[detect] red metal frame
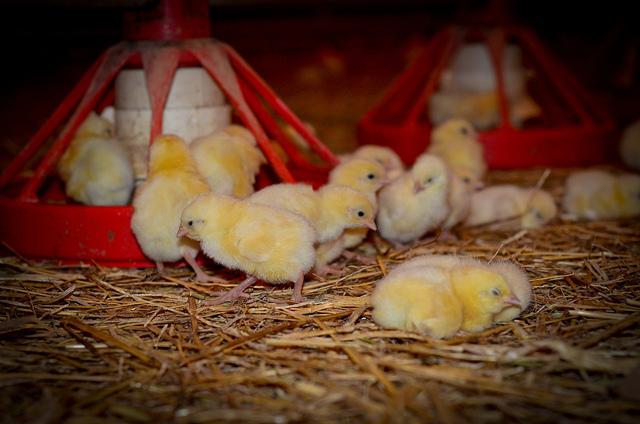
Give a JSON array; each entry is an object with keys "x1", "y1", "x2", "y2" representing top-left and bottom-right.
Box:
[
  {"x1": 357, "y1": 25, "x2": 616, "y2": 166},
  {"x1": 0, "y1": 0, "x2": 338, "y2": 267}
]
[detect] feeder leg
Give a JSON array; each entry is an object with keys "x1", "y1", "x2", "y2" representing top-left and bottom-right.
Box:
[
  {"x1": 204, "y1": 276, "x2": 257, "y2": 306},
  {"x1": 183, "y1": 251, "x2": 223, "y2": 283},
  {"x1": 291, "y1": 273, "x2": 306, "y2": 303}
]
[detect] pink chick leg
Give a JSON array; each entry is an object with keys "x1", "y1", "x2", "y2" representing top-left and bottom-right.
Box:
[
  {"x1": 183, "y1": 251, "x2": 224, "y2": 283},
  {"x1": 341, "y1": 250, "x2": 376, "y2": 265},
  {"x1": 314, "y1": 264, "x2": 343, "y2": 278},
  {"x1": 291, "y1": 273, "x2": 307, "y2": 302},
  {"x1": 156, "y1": 261, "x2": 166, "y2": 275},
  {"x1": 204, "y1": 276, "x2": 258, "y2": 306}
]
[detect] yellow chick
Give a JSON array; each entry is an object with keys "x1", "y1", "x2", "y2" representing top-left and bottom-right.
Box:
[
  {"x1": 429, "y1": 91, "x2": 541, "y2": 131},
  {"x1": 562, "y1": 170, "x2": 640, "y2": 220},
  {"x1": 130, "y1": 134, "x2": 214, "y2": 282},
  {"x1": 427, "y1": 118, "x2": 487, "y2": 184},
  {"x1": 341, "y1": 145, "x2": 405, "y2": 180},
  {"x1": 399, "y1": 254, "x2": 531, "y2": 322},
  {"x1": 377, "y1": 154, "x2": 450, "y2": 244},
  {"x1": 450, "y1": 265, "x2": 519, "y2": 332},
  {"x1": 329, "y1": 158, "x2": 388, "y2": 249},
  {"x1": 464, "y1": 184, "x2": 557, "y2": 229},
  {"x1": 248, "y1": 183, "x2": 377, "y2": 244},
  {"x1": 442, "y1": 172, "x2": 473, "y2": 230},
  {"x1": 619, "y1": 119, "x2": 640, "y2": 171},
  {"x1": 371, "y1": 266, "x2": 463, "y2": 338},
  {"x1": 190, "y1": 124, "x2": 266, "y2": 199},
  {"x1": 58, "y1": 112, "x2": 134, "y2": 206},
  {"x1": 487, "y1": 260, "x2": 531, "y2": 322},
  {"x1": 371, "y1": 260, "x2": 519, "y2": 338},
  {"x1": 178, "y1": 192, "x2": 316, "y2": 303}
]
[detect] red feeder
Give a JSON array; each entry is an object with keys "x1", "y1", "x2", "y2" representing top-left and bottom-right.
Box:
[
  {"x1": 357, "y1": 20, "x2": 616, "y2": 167},
  {"x1": 0, "y1": 0, "x2": 338, "y2": 267}
]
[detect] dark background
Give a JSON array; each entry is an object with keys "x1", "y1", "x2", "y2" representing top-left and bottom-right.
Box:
[{"x1": 0, "y1": 0, "x2": 637, "y2": 162}]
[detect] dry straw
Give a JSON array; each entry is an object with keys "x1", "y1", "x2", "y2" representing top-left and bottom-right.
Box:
[{"x1": 1, "y1": 169, "x2": 639, "y2": 423}]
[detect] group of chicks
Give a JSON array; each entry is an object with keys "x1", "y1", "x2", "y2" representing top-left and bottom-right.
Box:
[{"x1": 56, "y1": 112, "x2": 640, "y2": 338}]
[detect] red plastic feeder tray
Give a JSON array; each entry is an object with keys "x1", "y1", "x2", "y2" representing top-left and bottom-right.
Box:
[
  {"x1": 357, "y1": 24, "x2": 616, "y2": 167},
  {"x1": 0, "y1": 0, "x2": 338, "y2": 267}
]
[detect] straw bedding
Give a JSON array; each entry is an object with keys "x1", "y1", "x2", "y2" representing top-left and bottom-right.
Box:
[{"x1": 1, "y1": 168, "x2": 639, "y2": 423}]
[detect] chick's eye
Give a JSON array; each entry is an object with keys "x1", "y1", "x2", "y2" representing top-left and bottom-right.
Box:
[
  {"x1": 357, "y1": 210, "x2": 365, "y2": 217},
  {"x1": 463, "y1": 177, "x2": 471, "y2": 184},
  {"x1": 425, "y1": 177, "x2": 434, "y2": 184},
  {"x1": 490, "y1": 288, "x2": 501, "y2": 296},
  {"x1": 367, "y1": 173, "x2": 376, "y2": 180},
  {"x1": 188, "y1": 220, "x2": 193, "y2": 227},
  {"x1": 460, "y1": 127, "x2": 468, "y2": 135}
]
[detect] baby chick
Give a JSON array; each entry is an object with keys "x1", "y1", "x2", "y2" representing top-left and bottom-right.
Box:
[
  {"x1": 562, "y1": 170, "x2": 640, "y2": 220},
  {"x1": 329, "y1": 158, "x2": 388, "y2": 250},
  {"x1": 371, "y1": 266, "x2": 463, "y2": 338},
  {"x1": 377, "y1": 154, "x2": 449, "y2": 244},
  {"x1": 371, "y1": 259, "x2": 519, "y2": 338},
  {"x1": 464, "y1": 184, "x2": 557, "y2": 229},
  {"x1": 442, "y1": 172, "x2": 473, "y2": 230},
  {"x1": 130, "y1": 134, "x2": 214, "y2": 282},
  {"x1": 248, "y1": 183, "x2": 376, "y2": 244},
  {"x1": 620, "y1": 119, "x2": 640, "y2": 171},
  {"x1": 58, "y1": 111, "x2": 134, "y2": 206},
  {"x1": 342, "y1": 145, "x2": 405, "y2": 180},
  {"x1": 400, "y1": 254, "x2": 531, "y2": 322},
  {"x1": 178, "y1": 192, "x2": 316, "y2": 303},
  {"x1": 427, "y1": 118, "x2": 487, "y2": 185},
  {"x1": 450, "y1": 265, "x2": 520, "y2": 332},
  {"x1": 190, "y1": 124, "x2": 266, "y2": 199},
  {"x1": 249, "y1": 183, "x2": 376, "y2": 276},
  {"x1": 429, "y1": 91, "x2": 541, "y2": 131},
  {"x1": 329, "y1": 158, "x2": 388, "y2": 206}
]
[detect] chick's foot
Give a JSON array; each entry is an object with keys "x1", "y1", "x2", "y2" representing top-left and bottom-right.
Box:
[{"x1": 205, "y1": 276, "x2": 257, "y2": 305}]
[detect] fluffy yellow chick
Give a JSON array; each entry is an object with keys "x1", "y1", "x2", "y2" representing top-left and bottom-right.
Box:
[
  {"x1": 377, "y1": 154, "x2": 449, "y2": 244},
  {"x1": 399, "y1": 254, "x2": 531, "y2": 322},
  {"x1": 562, "y1": 170, "x2": 640, "y2": 220},
  {"x1": 619, "y1": 119, "x2": 640, "y2": 171},
  {"x1": 372, "y1": 266, "x2": 463, "y2": 338},
  {"x1": 130, "y1": 134, "x2": 213, "y2": 282},
  {"x1": 427, "y1": 118, "x2": 487, "y2": 184},
  {"x1": 442, "y1": 172, "x2": 473, "y2": 230},
  {"x1": 342, "y1": 145, "x2": 405, "y2": 180},
  {"x1": 58, "y1": 112, "x2": 134, "y2": 206},
  {"x1": 371, "y1": 260, "x2": 519, "y2": 338},
  {"x1": 449, "y1": 265, "x2": 519, "y2": 332},
  {"x1": 464, "y1": 184, "x2": 557, "y2": 229},
  {"x1": 329, "y1": 158, "x2": 388, "y2": 249},
  {"x1": 429, "y1": 91, "x2": 541, "y2": 131},
  {"x1": 248, "y1": 183, "x2": 376, "y2": 244},
  {"x1": 178, "y1": 192, "x2": 316, "y2": 303},
  {"x1": 190, "y1": 124, "x2": 266, "y2": 198}
]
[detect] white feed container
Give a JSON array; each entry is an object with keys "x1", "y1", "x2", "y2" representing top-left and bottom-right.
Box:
[
  {"x1": 439, "y1": 43, "x2": 528, "y2": 100},
  {"x1": 114, "y1": 67, "x2": 231, "y2": 180}
]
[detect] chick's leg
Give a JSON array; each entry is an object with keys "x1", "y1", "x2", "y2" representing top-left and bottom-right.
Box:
[
  {"x1": 205, "y1": 276, "x2": 257, "y2": 306},
  {"x1": 183, "y1": 251, "x2": 223, "y2": 283},
  {"x1": 291, "y1": 273, "x2": 306, "y2": 303},
  {"x1": 341, "y1": 250, "x2": 376, "y2": 265},
  {"x1": 156, "y1": 261, "x2": 165, "y2": 275}
]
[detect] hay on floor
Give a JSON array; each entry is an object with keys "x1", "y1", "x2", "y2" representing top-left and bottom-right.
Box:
[{"x1": 1, "y1": 169, "x2": 639, "y2": 423}]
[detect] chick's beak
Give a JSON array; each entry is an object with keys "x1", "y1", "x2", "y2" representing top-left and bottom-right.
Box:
[
  {"x1": 176, "y1": 226, "x2": 188, "y2": 238},
  {"x1": 365, "y1": 219, "x2": 377, "y2": 231},
  {"x1": 504, "y1": 295, "x2": 521, "y2": 307},
  {"x1": 413, "y1": 181, "x2": 424, "y2": 194}
]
